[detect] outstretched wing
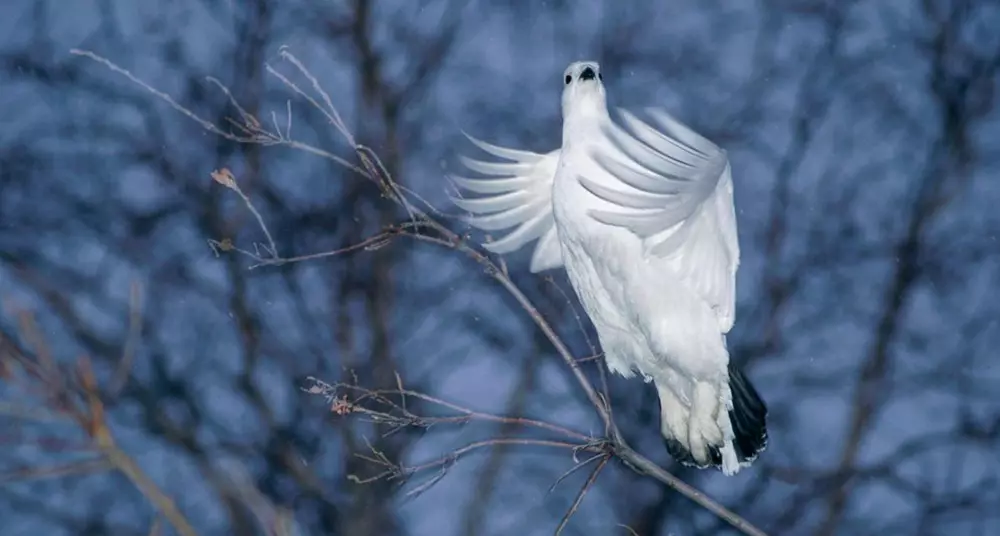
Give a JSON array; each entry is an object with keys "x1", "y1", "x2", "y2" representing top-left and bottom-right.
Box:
[
  {"x1": 449, "y1": 134, "x2": 563, "y2": 273},
  {"x1": 582, "y1": 108, "x2": 740, "y2": 331}
]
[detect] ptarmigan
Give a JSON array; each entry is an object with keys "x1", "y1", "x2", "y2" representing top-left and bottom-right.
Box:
[{"x1": 449, "y1": 61, "x2": 767, "y2": 475}]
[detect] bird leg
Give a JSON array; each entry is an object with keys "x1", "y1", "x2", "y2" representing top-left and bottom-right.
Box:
[{"x1": 688, "y1": 381, "x2": 724, "y2": 465}]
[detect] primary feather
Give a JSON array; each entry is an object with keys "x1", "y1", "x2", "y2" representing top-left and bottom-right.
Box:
[
  {"x1": 451, "y1": 61, "x2": 767, "y2": 475},
  {"x1": 448, "y1": 134, "x2": 564, "y2": 273}
]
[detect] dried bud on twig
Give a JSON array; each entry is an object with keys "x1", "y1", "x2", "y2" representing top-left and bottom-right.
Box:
[
  {"x1": 210, "y1": 168, "x2": 238, "y2": 190},
  {"x1": 331, "y1": 395, "x2": 353, "y2": 416}
]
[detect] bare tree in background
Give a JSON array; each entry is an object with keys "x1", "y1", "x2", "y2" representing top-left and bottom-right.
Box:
[{"x1": 2, "y1": 1, "x2": 999, "y2": 535}]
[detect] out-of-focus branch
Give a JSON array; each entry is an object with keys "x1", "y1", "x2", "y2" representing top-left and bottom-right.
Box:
[
  {"x1": 70, "y1": 48, "x2": 770, "y2": 536},
  {"x1": 817, "y1": 3, "x2": 1000, "y2": 534},
  {"x1": 0, "y1": 314, "x2": 198, "y2": 536},
  {"x1": 460, "y1": 343, "x2": 540, "y2": 536},
  {"x1": 0, "y1": 307, "x2": 308, "y2": 536},
  {"x1": 756, "y1": 2, "x2": 850, "y2": 366}
]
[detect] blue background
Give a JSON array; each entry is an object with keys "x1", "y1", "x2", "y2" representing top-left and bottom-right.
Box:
[{"x1": 1, "y1": 1, "x2": 998, "y2": 535}]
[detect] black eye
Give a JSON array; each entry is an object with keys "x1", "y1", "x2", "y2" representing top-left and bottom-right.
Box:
[
  {"x1": 598, "y1": 73, "x2": 603, "y2": 81},
  {"x1": 565, "y1": 74, "x2": 572, "y2": 85}
]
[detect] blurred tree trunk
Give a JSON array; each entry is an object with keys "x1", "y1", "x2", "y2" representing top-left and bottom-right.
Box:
[{"x1": 337, "y1": 1, "x2": 404, "y2": 534}]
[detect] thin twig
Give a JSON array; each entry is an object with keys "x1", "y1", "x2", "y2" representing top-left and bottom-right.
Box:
[
  {"x1": 109, "y1": 279, "x2": 143, "y2": 398},
  {"x1": 554, "y1": 455, "x2": 610, "y2": 535},
  {"x1": 70, "y1": 49, "x2": 254, "y2": 143},
  {"x1": 405, "y1": 438, "x2": 592, "y2": 476},
  {"x1": 0, "y1": 457, "x2": 112, "y2": 483},
  {"x1": 545, "y1": 276, "x2": 614, "y2": 422},
  {"x1": 305, "y1": 377, "x2": 591, "y2": 441},
  {"x1": 549, "y1": 452, "x2": 605, "y2": 494},
  {"x1": 210, "y1": 168, "x2": 278, "y2": 257},
  {"x1": 346, "y1": 436, "x2": 591, "y2": 496},
  {"x1": 275, "y1": 46, "x2": 355, "y2": 146},
  {"x1": 617, "y1": 524, "x2": 640, "y2": 536}
]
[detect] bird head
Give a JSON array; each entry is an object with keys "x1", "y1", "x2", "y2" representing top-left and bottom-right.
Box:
[{"x1": 561, "y1": 61, "x2": 607, "y2": 122}]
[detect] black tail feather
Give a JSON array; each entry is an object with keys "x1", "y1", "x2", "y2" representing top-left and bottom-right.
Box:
[
  {"x1": 727, "y1": 363, "x2": 768, "y2": 463},
  {"x1": 663, "y1": 364, "x2": 768, "y2": 469}
]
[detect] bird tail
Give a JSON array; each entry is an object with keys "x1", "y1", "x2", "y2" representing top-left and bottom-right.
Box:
[
  {"x1": 659, "y1": 364, "x2": 768, "y2": 473},
  {"x1": 726, "y1": 364, "x2": 768, "y2": 464}
]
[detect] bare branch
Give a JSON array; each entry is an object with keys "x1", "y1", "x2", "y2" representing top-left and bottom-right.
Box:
[
  {"x1": 108, "y1": 279, "x2": 143, "y2": 398},
  {"x1": 304, "y1": 376, "x2": 591, "y2": 441},
  {"x1": 555, "y1": 454, "x2": 610, "y2": 535}
]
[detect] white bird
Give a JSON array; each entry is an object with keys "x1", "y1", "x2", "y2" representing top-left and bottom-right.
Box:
[{"x1": 449, "y1": 61, "x2": 767, "y2": 475}]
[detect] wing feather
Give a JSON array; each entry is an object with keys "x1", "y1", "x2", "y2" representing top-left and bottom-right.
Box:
[
  {"x1": 448, "y1": 175, "x2": 536, "y2": 194},
  {"x1": 450, "y1": 189, "x2": 535, "y2": 213},
  {"x1": 449, "y1": 135, "x2": 563, "y2": 273},
  {"x1": 458, "y1": 156, "x2": 536, "y2": 177},
  {"x1": 530, "y1": 227, "x2": 564, "y2": 272},
  {"x1": 463, "y1": 132, "x2": 546, "y2": 163},
  {"x1": 587, "y1": 108, "x2": 740, "y2": 331},
  {"x1": 485, "y1": 211, "x2": 554, "y2": 255},
  {"x1": 591, "y1": 150, "x2": 687, "y2": 195},
  {"x1": 461, "y1": 199, "x2": 547, "y2": 231},
  {"x1": 578, "y1": 175, "x2": 679, "y2": 210}
]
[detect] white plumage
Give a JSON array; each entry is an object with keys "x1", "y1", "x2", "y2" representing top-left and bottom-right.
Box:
[{"x1": 450, "y1": 61, "x2": 767, "y2": 475}]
